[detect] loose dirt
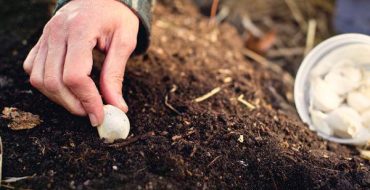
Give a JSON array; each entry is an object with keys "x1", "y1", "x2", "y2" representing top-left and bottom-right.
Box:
[{"x1": 0, "y1": 1, "x2": 370, "y2": 189}]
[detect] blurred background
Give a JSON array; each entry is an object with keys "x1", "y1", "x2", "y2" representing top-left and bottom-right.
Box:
[{"x1": 3, "y1": 0, "x2": 369, "y2": 76}]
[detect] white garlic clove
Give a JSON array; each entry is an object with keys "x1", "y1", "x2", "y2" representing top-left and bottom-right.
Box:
[
  {"x1": 97, "y1": 105, "x2": 130, "y2": 143},
  {"x1": 310, "y1": 78, "x2": 342, "y2": 112},
  {"x1": 347, "y1": 91, "x2": 370, "y2": 113},
  {"x1": 310, "y1": 110, "x2": 333, "y2": 136},
  {"x1": 361, "y1": 70, "x2": 370, "y2": 86},
  {"x1": 326, "y1": 106, "x2": 362, "y2": 138},
  {"x1": 324, "y1": 65, "x2": 362, "y2": 95},
  {"x1": 359, "y1": 86, "x2": 370, "y2": 99},
  {"x1": 361, "y1": 110, "x2": 370, "y2": 128}
]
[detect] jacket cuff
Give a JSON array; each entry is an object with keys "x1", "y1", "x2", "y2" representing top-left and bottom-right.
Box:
[{"x1": 55, "y1": 0, "x2": 152, "y2": 55}]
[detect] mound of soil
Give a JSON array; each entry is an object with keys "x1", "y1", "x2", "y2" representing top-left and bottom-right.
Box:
[{"x1": 1, "y1": 1, "x2": 370, "y2": 189}]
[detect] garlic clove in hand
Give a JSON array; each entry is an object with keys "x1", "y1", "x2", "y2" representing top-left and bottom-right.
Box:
[
  {"x1": 347, "y1": 91, "x2": 370, "y2": 112},
  {"x1": 310, "y1": 78, "x2": 342, "y2": 112},
  {"x1": 97, "y1": 105, "x2": 130, "y2": 143},
  {"x1": 324, "y1": 65, "x2": 361, "y2": 95},
  {"x1": 326, "y1": 106, "x2": 362, "y2": 138},
  {"x1": 310, "y1": 110, "x2": 333, "y2": 136}
]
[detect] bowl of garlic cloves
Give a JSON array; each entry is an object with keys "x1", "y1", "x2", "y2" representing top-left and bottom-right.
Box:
[{"x1": 295, "y1": 34, "x2": 370, "y2": 145}]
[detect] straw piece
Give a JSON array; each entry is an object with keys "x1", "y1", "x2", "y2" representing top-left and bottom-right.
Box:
[
  {"x1": 237, "y1": 95, "x2": 256, "y2": 110},
  {"x1": 194, "y1": 87, "x2": 222, "y2": 103}
]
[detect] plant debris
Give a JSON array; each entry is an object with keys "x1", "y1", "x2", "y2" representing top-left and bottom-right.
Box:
[
  {"x1": 237, "y1": 95, "x2": 256, "y2": 110},
  {"x1": 194, "y1": 87, "x2": 222, "y2": 103},
  {"x1": 2, "y1": 175, "x2": 35, "y2": 183},
  {"x1": 1, "y1": 107, "x2": 42, "y2": 130}
]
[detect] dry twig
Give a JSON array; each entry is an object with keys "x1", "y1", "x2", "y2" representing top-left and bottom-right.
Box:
[
  {"x1": 194, "y1": 87, "x2": 222, "y2": 103},
  {"x1": 237, "y1": 95, "x2": 256, "y2": 110},
  {"x1": 304, "y1": 19, "x2": 317, "y2": 55},
  {"x1": 164, "y1": 85, "x2": 181, "y2": 115},
  {"x1": 285, "y1": 0, "x2": 307, "y2": 32}
]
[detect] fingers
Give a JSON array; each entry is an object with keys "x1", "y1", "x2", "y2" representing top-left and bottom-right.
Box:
[
  {"x1": 43, "y1": 31, "x2": 86, "y2": 116},
  {"x1": 64, "y1": 38, "x2": 104, "y2": 126},
  {"x1": 100, "y1": 31, "x2": 136, "y2": 113},
  {"x1": 29, "y1": 35, "x2": 48, "y2": 90},
  {"x1": 23, "y1": 40, "x2": 41, "y2": 74}
]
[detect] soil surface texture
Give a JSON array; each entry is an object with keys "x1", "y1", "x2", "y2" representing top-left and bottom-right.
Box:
[{"x1": 1, "y1": 1, "x2": 370, "y2": 189}]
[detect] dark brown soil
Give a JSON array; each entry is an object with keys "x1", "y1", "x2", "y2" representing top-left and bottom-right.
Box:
[{"x1": 1, "y1": 1, "x2": 370, "y2": 189}]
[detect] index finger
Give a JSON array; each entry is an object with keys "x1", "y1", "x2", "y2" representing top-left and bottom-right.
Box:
[{"x1": 63, "y1": 39, "x2": 104, "y2": 126}]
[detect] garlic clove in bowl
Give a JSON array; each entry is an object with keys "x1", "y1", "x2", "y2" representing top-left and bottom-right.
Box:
[
  {"x1": 347, "y1": 91, "x2": 370, "y2": 113},
  {"x1": 324, "y1": 65, "x2": 361, "y2": 95},
  {"x1": 310, "y1": 110, "x2": 333, "y2": 136},
  {"x1": 326, "y1": 106, "x2": 362, "y2": 138},
  {"x1": 310, "y1": 77, "x2": 342, "y2": 112},
  {"x1": 97, "y1": 105, "x2": 130, "y2": 143}
]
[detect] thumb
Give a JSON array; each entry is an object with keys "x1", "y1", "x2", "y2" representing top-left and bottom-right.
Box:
[{"x1": 100, "y1": 33, "x2": 136, "y2": 113}]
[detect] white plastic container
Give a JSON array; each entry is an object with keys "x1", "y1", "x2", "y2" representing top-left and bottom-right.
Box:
[{"x1": 295, "y1": 33, "x2": 370, "y2": 145}]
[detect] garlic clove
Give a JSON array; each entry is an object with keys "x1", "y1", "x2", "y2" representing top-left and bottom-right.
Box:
[
  {"x1": 361, "y1": 70, "x2": 370, "y2": 86},
  {"x1": 359, "y1": 86, "x2": 370, "y2": 99},
  {"x1": 326, "y1": 106, "x2": 362, "y2": 138},
  {"x1": 361, "y1": 110, "x2": 370, "y2": 128},
  {"x1": 310, "y1": 110, "x2": 333, "y2": 136},
  {"x1": 324, "y1": 65, "x2": 361, "y2": 95},
  {"x1": 310, "y1": 77, "x2": 342, "y2": 112},
  {"x1": 97, "y1": 105, "x2": 130, "y2": 143},
  {"x1": 347, "y1": 91, "x2": 370, "y2": 113}
]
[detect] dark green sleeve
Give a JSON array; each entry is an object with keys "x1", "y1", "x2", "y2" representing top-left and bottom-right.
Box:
[{"x1": 55, "y1": 0, "x2": 153, "y2": 55}]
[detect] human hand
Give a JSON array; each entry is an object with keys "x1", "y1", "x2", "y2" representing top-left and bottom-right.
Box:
[{"x1": 23, "y1": 0, "x2": 139, "y2": 126}]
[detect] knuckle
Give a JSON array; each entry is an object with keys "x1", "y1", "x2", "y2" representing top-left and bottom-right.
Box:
[
  {"x1": 51, "y1": 15, "x2": 65, "y2": 26},
  {"x1": 66, "y1": 13, "x2": 86, "y2": 27},
  {"x1": 63, "y1": 73, "x2": 83, "y2": 87},
  {"x1": 23, "y1": 62, "x2": 31, "y2": 74},
  {"x1": 119, "y1": 37, "x2": 137, "y2": 53},
  {"x1": 44, "y1": 76, "x2": 62, "y2": 93},
  {"x1": 42, "y1": 23, "x2": 51, "y2": 34},
  {"x1": 29, "y1": 76, "x2": 43, "y2": 89}
]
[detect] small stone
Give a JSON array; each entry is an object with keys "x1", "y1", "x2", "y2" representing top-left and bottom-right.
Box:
[
  {"x1": 112, "y1": 165, "x2": 118, "y2": 171},
  {"x1": 237, "y1": 135, "x2": 244, "y2": 143}
]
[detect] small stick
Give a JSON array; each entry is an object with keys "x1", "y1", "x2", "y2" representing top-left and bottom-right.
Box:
[
  {"x1": 164, "y1": 85, "x2": 181, "y2": 115},
  {"x1": 194, "y1": 87, "x2": 221, "y2": 103},
  {"x1": 109, "y1": 131, "x2": 155, "y2": 148},
  {"x1": 242, "y1": 15, "x2": 263, "y2": 38},
  {"x1": 0, "y1": 183, "x2": 15, "y2": 189},
  {"x1": 207, "y1": 155, "x2": 222, "y2": 167},
  {"x1": 285, "y1": 0, "x2": 307, "y2": 32},
  {"x1": 237, "y1": 95, "x2": 256, "y2": 110},
  {"x1": 304, "y1": 19, "x2": 317, "y2": 55},
  {"x1": 242, "y1": 48, "x2": 269, "y2": 67}
]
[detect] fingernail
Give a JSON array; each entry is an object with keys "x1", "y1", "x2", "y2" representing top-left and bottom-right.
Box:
[
  {"x1": 89, "y1": 113, "x2": 99, "y2": 127},
  {"x1": 118, "y1": 97, "x2": 128, "y2": 111}
]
